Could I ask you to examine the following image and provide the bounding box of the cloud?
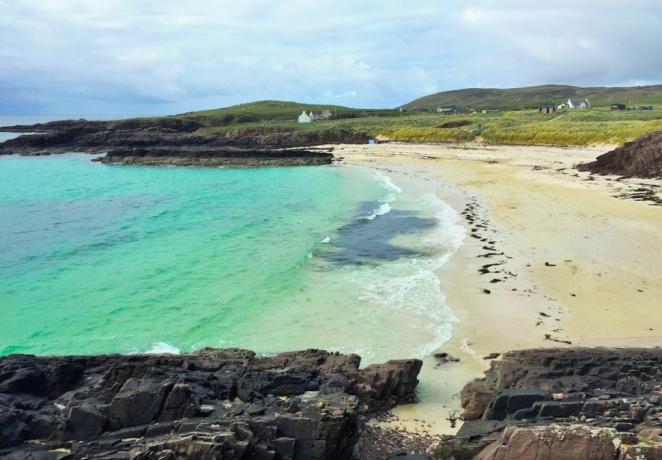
[0,0,660,115]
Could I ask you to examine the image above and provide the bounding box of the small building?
[311,110,333,121]
[610,104,626,111]
[566,98,591,109]
[298,111,312,123]
[481,108,500,114]
[437,105,457,113]
[539,104,556,114]
[634,105,653,111]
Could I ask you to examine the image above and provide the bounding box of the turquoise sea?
[0,151,464,363]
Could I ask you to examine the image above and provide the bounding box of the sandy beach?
[332,142,662,435]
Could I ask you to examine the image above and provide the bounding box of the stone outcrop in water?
[95,147,334,167]
[0,348,421,459]
[578,131,662,178]
[0,118,369,165]
[435,348,662,460]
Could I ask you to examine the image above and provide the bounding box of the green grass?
[162,100,662,147]
[478,108,662,145]
[175,100,400,126]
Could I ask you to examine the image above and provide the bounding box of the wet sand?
[333,142,662,435]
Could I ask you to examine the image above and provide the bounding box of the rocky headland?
[0,118,372,166]
[0,348,421,459]
[579,131,662,178]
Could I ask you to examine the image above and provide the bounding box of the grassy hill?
[176,100,399,126]
[158,94,662,147]
[403,84,662,111]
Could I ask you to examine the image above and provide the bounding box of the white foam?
[352,189,467,358]
[461,338,477,355]
[358,171,403,221]
[143,342,181,355]
[362,202,391,221]
[374,171,403,196]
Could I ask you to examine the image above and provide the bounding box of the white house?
[298,111,312,123]
[559,98,591,110]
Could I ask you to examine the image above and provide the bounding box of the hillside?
[176,100,398,126]
[403,84,662,111]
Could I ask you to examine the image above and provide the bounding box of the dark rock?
[536,401,583,418]
[0,117,368,164]
[578,131,662,178]
[444,347,662,459]
[97,147,335,167]
[0,348,422,459]
[484,389,548,421]
[456,420,505,439]
[433,352,461,365]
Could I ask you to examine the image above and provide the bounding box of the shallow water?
[0,154,464,363]
[0,132,26,142]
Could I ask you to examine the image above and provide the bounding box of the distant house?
[300,110,333,122]
[437,105,457,113]
[539,104,556,114]
[565,98,591,109]
[481,109,500,114]
[311,110,333,121]
[634,105,653,111]
[610,104,626,111]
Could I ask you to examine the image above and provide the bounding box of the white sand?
[332,142,662,435]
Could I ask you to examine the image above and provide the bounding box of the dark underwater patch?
[322,201,437,265]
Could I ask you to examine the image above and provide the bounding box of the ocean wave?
[374,170,403,196]
[358,171,402,221]
[137,342,181,355]
[353,190,466,358]
[361,202,392,221]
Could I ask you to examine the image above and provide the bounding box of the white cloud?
[0,0,660,115]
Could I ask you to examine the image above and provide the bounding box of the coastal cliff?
[0,348,421,459]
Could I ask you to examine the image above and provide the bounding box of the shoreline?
[336,142,662,435]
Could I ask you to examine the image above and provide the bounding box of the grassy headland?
[174,101,662,147]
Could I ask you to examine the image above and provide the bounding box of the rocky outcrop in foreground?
[578,131,662,178]
[0,118,368,165]
[0,348,421,459]
[437,348,662,460]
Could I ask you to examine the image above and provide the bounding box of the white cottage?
[559,98,591,110]
[298,111,312,123]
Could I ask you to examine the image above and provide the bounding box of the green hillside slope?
[176,100,398,126]
[403,84,662,111]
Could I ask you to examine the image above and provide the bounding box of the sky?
[1,0,661,116]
